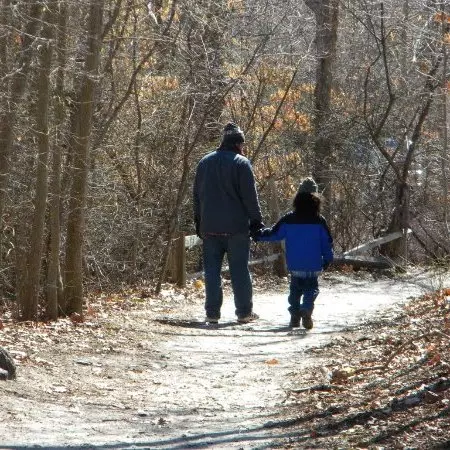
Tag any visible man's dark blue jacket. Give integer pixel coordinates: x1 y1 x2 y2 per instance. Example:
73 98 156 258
256 212 334 273
193 147 263 236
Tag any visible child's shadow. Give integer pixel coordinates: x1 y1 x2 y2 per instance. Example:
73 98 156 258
256 325 308 335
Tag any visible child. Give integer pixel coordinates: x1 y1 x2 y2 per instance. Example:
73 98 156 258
253 177 333 329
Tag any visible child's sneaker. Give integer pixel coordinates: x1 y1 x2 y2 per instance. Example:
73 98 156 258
302 313 313 330
237 312 259 324
289 312 301 328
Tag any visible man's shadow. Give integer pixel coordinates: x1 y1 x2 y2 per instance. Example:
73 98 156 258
156 318 240 329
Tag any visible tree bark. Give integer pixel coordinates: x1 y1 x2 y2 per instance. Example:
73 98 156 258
0 0 10 299
47 1 67 320
0 3 43 272
439 2 449 237
20 3 56 321
304 0 339 204
64 0 104 316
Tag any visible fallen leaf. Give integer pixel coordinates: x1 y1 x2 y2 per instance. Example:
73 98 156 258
70 313 84 324
265 358 279 365
86 306 97 317
194 279 204 290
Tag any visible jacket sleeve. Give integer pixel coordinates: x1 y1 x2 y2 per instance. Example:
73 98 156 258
193 164 201 235
320 216 333 245
238 159 263 224
256 218 286 242
319 216 334 265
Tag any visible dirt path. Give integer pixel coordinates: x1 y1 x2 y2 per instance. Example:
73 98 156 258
0 270 440 449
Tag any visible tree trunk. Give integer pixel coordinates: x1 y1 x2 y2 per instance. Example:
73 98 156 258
155 151 191 294
0 3 43 269
64 0 104 316
20 4 56 321
304 0 339 204
46 1 67 320
381 182 410 259
439 3 449 237
0 0 10 299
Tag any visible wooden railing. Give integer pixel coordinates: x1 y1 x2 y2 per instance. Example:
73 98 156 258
168 232 283 287
168 229 411 287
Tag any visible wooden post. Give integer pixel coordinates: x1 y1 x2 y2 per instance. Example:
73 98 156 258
268 177 288 277
174 231 186 288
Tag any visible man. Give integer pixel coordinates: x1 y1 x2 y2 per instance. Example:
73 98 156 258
193 123 264 324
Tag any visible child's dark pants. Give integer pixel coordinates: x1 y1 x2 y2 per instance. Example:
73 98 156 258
288 275 319 316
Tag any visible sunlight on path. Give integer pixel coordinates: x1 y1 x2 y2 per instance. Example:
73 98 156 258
1 270 444 450
142 271 437 449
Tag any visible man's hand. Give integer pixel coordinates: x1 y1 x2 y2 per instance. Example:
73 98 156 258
195 220 201 239
250 229 262 241
249 220 265 241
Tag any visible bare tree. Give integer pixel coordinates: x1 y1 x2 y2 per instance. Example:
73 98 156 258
361 3 444 258
20 2 57 320
46 1 68 320
304 0 340 204
0 3 43 272
64 0 104 316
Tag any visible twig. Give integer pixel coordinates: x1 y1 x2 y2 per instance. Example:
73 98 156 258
289 383 348 394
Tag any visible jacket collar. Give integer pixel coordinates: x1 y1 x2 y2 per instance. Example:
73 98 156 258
217 144 241 155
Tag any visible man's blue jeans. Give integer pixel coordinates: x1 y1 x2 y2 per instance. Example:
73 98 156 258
202 233 253 319
288 276 319 315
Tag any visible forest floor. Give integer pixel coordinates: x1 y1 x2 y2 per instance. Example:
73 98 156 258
0 267 449 449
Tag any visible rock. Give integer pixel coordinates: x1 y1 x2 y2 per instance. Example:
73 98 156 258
75 359 93 366
0 347 16 380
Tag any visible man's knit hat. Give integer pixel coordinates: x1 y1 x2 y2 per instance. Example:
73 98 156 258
298 177 318 193
221 122 245 146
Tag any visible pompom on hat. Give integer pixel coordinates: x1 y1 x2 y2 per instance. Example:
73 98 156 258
221 122 245 146
298 177 318 194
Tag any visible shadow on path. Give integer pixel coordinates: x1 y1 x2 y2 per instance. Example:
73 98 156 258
155 318 310 335
0 422 308 450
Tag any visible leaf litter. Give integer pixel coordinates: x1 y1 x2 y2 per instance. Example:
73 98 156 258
280 283 450 449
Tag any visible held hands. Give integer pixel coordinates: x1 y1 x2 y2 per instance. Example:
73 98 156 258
195 220 201 239
249 220 265 241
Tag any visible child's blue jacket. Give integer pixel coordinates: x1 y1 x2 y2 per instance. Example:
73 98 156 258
256 211 333 273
